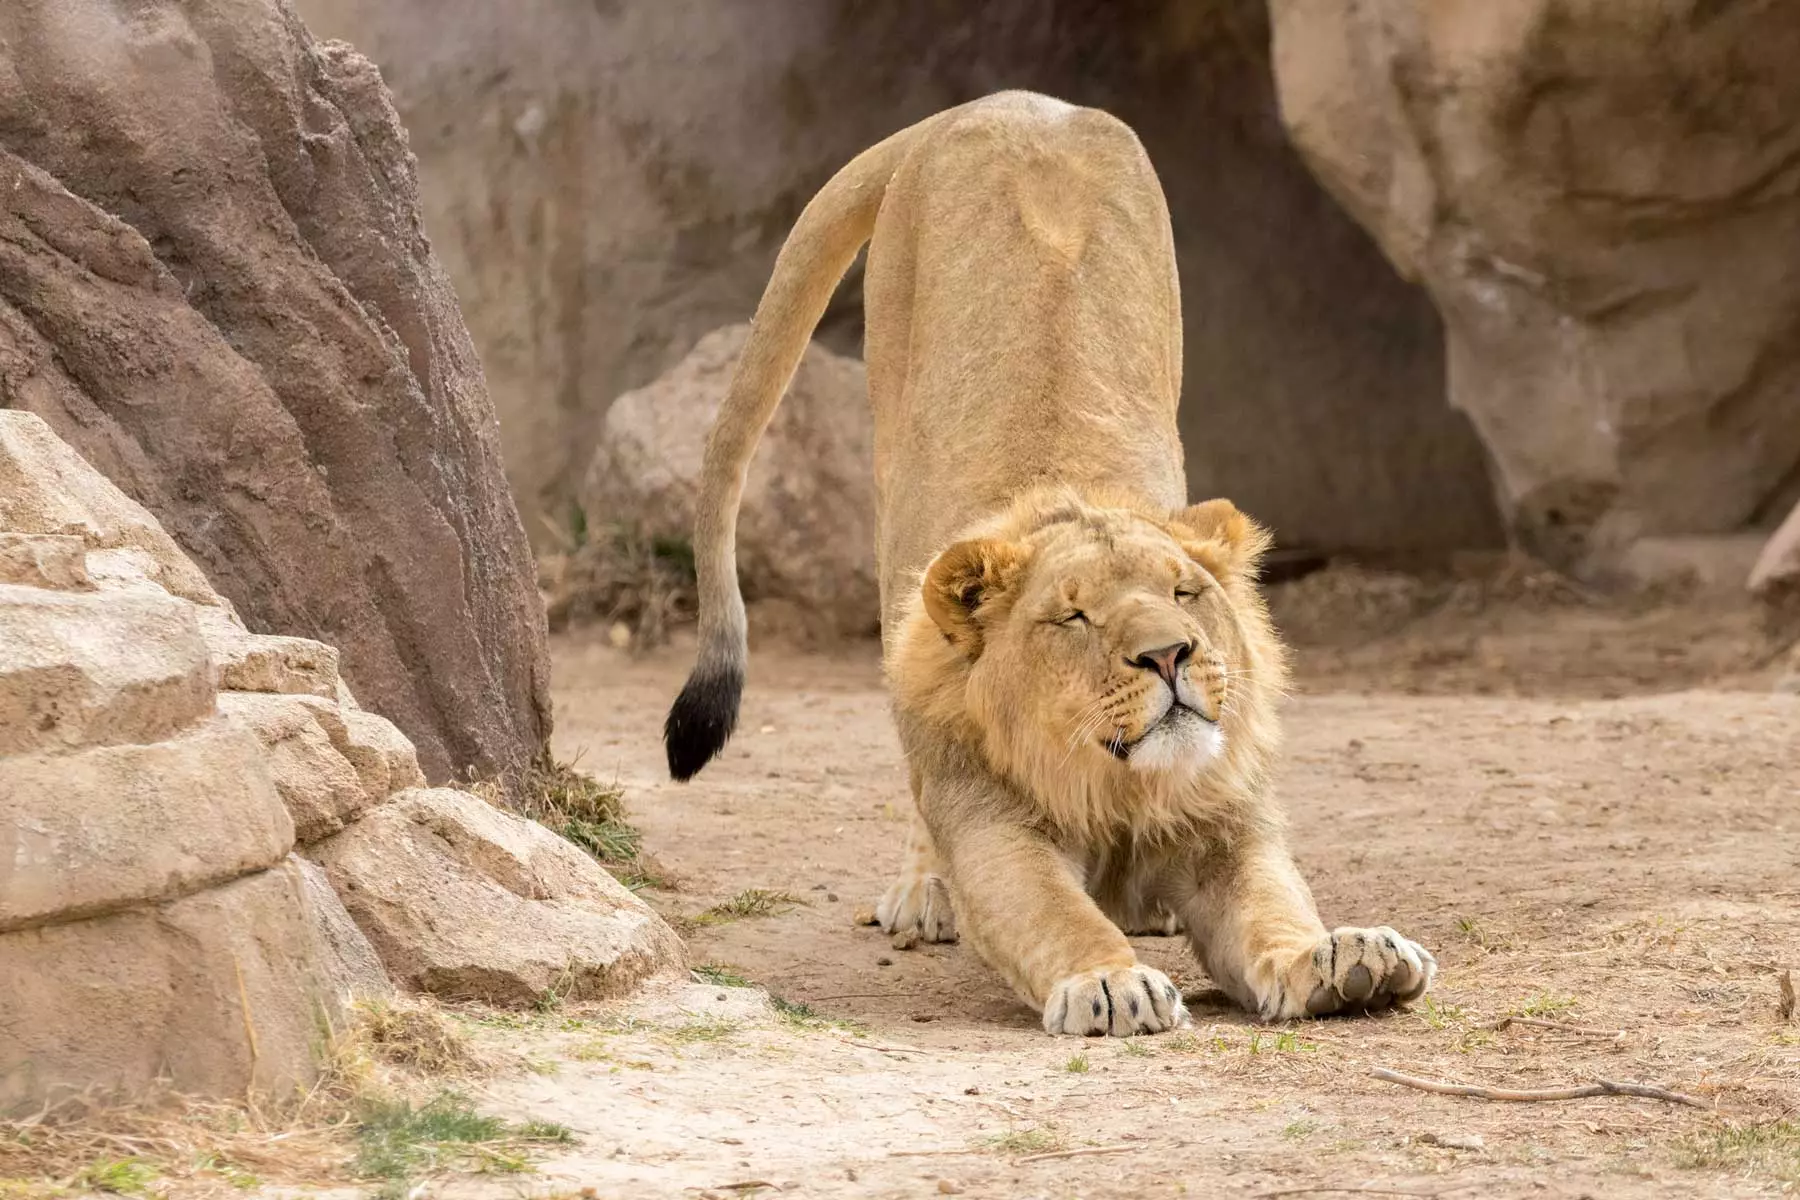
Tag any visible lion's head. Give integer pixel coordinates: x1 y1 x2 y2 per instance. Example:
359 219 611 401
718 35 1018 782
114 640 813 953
893 488 1288 837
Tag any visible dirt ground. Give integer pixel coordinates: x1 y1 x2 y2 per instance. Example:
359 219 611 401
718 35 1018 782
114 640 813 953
405 576 1799 1200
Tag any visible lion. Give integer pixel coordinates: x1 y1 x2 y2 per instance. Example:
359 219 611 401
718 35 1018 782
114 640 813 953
663 91 1436 1034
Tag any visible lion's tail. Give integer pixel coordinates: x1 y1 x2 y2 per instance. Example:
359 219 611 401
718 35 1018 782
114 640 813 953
662 110 944 782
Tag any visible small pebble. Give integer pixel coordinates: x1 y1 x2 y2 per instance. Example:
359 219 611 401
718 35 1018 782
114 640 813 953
937 1180 964 1195
877 956 893 967
826 892 839 902
963 1085 981 1095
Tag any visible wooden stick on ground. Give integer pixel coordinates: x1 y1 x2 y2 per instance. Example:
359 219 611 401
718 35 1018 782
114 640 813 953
1252 1186 1448 1199
1370 1067 1709 1109
1488 1015 1626 1039
1014 1143 1140 1164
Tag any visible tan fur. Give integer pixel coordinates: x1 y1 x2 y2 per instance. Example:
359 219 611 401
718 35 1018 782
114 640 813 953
676 91 1435 1034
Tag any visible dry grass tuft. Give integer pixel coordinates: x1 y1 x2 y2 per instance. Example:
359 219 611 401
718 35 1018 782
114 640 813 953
540 515 697 648
0 996 558 1199
354 996 482 1076
471 756 668 891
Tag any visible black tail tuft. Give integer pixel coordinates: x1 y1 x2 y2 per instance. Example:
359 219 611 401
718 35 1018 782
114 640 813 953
664 663 745 781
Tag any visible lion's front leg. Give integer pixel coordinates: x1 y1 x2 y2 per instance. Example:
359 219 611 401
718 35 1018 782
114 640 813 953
942 817 1185 1038
1175 837 1436 1021
876 809 957 949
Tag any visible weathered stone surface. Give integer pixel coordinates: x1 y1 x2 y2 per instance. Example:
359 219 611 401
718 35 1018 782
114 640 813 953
311 788 686 1007
0 584 216 757
339 707 427 802
0 861 339 1110
192 606 341 700
217 693 370 844
0 722 293 933
583 325 879 637
0 4 550 789
1270 0 1800 575
0 414 217 605
0 533 88 590
1750 501 1800 600
294 854 392 1002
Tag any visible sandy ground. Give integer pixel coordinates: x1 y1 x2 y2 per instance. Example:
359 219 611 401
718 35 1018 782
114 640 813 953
424 586 1800 1200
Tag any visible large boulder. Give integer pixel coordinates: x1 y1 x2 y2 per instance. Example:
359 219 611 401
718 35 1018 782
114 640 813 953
0 584 216 757
0 861 343 1111
0 723 294 933
294 0 1502 559
1270 0 1800 577
311 787 687 1007
0 0 550 788
581 325 879 638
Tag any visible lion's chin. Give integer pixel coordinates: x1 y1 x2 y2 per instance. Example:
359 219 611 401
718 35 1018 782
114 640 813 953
1124 708 1224 777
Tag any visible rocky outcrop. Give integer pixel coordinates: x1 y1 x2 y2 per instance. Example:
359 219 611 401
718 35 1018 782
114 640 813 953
581 325 879 638
312 788 687 1007
0 412 683 1106
0 412 349 1106
1270 0 1800 578
293 0 1502 559
2 860 348 1113
0 0 550 788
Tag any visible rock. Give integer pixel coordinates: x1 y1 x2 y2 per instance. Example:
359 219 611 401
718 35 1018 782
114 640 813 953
0 414 217 606
294 854 393 1002
340 706 427 801
193 607 342 700
0 5 550 789
218 693 372 844
0 722 294 933
295 0 1501 560
1270 0 1800 575
0 533 88 590
0 861 341 1110
583 325 879 638
1750 500 1800 599
0 584 216 757
311 788 686 1007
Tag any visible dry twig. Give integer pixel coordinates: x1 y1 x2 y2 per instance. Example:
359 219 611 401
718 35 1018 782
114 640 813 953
1488 1015 1625 1040
1014 1143 1140 1164
1370 1067 1709 1109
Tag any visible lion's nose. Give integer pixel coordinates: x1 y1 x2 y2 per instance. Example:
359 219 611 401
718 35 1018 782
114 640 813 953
1128 641 1193 686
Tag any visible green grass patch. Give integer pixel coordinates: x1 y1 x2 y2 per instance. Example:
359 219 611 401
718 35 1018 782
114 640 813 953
1248 1030 1317 1054
1064 1052 1090 1074
353 1093 573 1192
980 1127 1065 1156
662 1017 740 1045
692 888 805 925
1672 1122 1800 1183
73 1158 157 1194
693 963 754 988
768 995 867 1036
1510 991 1578 1018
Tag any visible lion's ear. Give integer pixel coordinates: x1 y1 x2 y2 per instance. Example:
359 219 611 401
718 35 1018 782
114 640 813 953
921 538 1030 656
1170 498 1272 583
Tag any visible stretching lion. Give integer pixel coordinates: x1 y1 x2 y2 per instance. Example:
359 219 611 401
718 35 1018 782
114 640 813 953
663 91 1436 1034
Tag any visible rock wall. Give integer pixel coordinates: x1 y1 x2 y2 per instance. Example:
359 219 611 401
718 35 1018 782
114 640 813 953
0 0 551 787
0 412 684 1108
1270 0 1800 577
292 0 1503 559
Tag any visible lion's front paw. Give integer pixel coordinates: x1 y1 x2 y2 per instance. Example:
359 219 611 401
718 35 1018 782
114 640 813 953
1279 926 1436 1019
875 871 956 950
1044 965 1187 1037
